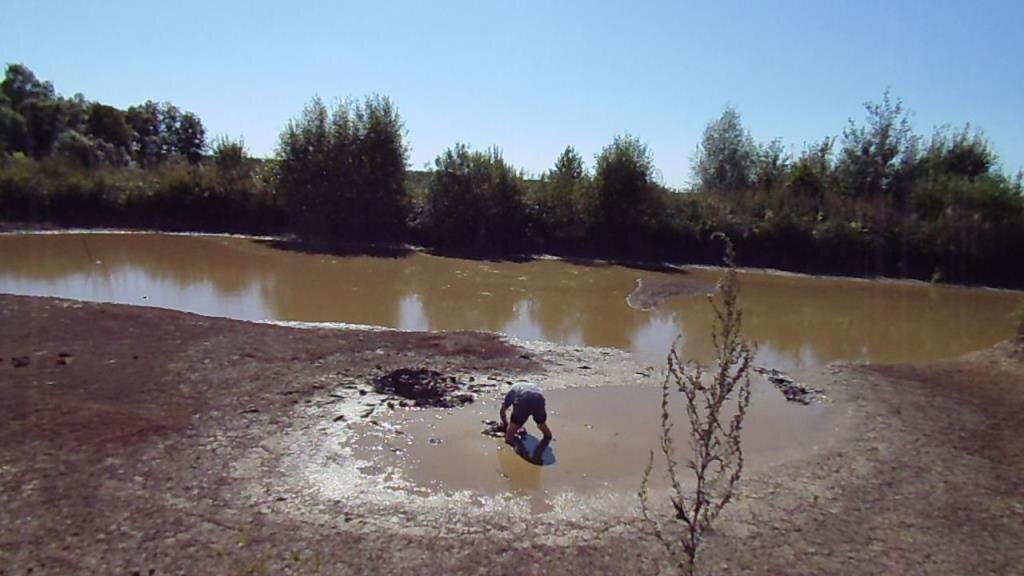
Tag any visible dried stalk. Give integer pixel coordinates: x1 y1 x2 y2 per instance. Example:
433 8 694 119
639 234 755 576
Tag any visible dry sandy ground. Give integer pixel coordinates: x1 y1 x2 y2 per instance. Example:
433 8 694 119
1 293 1021 575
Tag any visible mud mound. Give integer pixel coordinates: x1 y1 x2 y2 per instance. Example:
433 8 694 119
374 368 475 408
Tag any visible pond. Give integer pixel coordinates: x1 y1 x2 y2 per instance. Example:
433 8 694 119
4 232 1019 505
0 232 1017 369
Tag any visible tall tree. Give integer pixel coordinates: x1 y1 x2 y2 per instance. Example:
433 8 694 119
593 134 660 244
424 144 527 252
126 101 163 165
536 145 589 241
835 91 918 202
176 111 206 164
1 64 55 110
87 103 133 151
277 95 409 242
692 106 757 196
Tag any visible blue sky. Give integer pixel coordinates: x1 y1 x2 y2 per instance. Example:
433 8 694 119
2 0 1022 187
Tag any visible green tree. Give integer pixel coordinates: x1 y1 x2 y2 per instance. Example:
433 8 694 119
212 135 247 173
277 95 409 242
692 106 757 196
0 104 27 155
535 145 589 242
1 64 55 110
20 98 65 158
592 134 661 245
784 138 833 216
86 103 133 152
177 111 206 165
424 144 528 252
754 138 790 196
126 101 163 165
836 91 918 202
158 102 181 158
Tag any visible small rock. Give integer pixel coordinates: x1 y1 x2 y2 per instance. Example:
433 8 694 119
428 437 442 446
12 356 30 368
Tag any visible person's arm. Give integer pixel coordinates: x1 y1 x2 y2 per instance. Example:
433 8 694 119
537 421 553 441
499 403 509 429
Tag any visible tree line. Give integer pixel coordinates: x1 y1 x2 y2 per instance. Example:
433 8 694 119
2 63 1023 287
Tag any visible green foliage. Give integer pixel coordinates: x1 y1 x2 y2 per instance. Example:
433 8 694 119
0 104 27 155
836 91 917 201
276 95 409 242
2 64 1023 288
21 98 65 158
86 103 133 152
424 144 529 252
533 145 591 243
1 64 55 110
692 106 758 196
177 112 206 165
213 135 247 173
592 134 662 243
125 101 163 165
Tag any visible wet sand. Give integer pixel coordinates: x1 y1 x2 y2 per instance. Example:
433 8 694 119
1 294 1022 574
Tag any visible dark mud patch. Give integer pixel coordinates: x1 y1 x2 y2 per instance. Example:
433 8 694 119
754 366 827 404
374 368 476 407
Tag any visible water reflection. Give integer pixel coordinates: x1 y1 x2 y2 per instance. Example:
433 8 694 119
0 232 1019 368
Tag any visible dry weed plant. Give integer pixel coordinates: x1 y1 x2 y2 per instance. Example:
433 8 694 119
639 234 756 576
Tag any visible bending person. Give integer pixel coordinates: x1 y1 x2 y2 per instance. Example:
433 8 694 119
499 381 553 448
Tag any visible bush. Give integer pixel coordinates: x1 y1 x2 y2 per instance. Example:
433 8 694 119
423 144 530 253
276 95 409 242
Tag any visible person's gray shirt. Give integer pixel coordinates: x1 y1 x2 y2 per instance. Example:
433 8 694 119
502 382 543 408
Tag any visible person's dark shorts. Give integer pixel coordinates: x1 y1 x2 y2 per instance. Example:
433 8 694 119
510 392 547 426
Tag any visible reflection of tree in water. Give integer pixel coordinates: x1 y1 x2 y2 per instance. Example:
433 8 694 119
262 250 410 326
2 235 1015 364
0 234 269 290
408 257 525 333
0 234 282 319
521 262 651 350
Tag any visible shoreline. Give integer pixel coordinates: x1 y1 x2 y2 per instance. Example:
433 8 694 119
2 294 1020 573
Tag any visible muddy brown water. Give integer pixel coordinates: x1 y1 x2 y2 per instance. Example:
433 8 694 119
2 232 1019 503
350 381 836 511
1 232 1018 368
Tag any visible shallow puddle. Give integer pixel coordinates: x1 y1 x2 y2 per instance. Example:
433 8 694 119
349 379 838 509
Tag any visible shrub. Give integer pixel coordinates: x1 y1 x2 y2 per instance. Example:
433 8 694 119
423 144 529 253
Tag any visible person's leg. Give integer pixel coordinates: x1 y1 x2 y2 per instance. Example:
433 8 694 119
532 395 552 441
504 420 521 445
536 421 552 441
506 404 528 445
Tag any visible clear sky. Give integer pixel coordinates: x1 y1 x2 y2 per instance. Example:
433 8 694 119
2 0 1022 187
